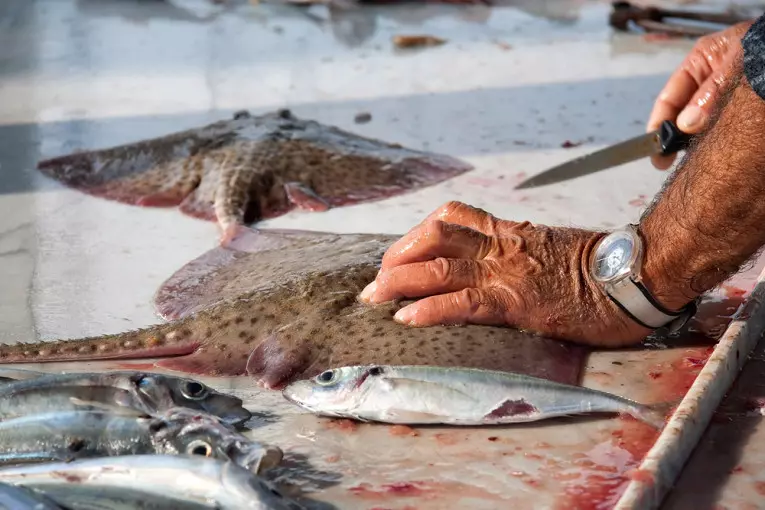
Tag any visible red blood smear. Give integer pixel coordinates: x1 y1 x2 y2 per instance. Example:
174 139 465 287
754 481 765 495
553 344 713 510
723 286 747 299
648 371 662 379
389 425 419 437
626 469 654 484
349 482 427 500
684 357 707 368
324 418 358 432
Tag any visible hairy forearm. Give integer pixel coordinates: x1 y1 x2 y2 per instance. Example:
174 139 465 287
639 57 765 310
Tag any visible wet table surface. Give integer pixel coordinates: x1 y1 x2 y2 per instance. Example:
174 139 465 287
1 0 765 508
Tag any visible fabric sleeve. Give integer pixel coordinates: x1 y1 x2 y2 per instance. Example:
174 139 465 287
743 14 765 100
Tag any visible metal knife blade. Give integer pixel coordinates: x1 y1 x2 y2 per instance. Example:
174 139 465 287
514 120 692 190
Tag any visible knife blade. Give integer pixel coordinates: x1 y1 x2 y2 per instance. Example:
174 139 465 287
514 120 693 190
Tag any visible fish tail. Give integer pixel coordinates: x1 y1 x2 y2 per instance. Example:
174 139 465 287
0 323 200 365
629 401 680 429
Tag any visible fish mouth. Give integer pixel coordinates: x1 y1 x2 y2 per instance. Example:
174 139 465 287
232 444 283 474
215 407 252 427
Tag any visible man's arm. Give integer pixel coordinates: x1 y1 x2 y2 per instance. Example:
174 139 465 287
641 15 765 311
357 15 765 347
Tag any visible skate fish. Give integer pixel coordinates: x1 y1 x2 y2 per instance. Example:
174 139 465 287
36 109 472 243
0 229 586 389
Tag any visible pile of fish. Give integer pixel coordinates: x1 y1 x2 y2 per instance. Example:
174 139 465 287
0 369 305 510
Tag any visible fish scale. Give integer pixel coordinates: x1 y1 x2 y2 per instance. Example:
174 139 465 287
0 229 588 389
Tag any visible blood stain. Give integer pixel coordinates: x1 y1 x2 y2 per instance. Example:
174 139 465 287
754 481 765 495
551 344 713 509
648 371 662 379
324 418 358 432
485 399 536 419
561 140 582 148
389 425 419 437
626 469 654 484
487 436 499 442
433 432 461 446
723 286 747 299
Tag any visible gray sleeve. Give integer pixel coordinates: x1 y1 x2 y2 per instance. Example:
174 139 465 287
743 15 765 99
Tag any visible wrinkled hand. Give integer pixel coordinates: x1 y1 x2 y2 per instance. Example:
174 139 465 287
358 202 650 348
647 20 753 170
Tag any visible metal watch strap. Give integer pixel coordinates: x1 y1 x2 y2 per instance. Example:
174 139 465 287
607 276 696 331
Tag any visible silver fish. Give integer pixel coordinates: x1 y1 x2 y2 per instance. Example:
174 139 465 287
0 481 64 510
151 407 283 473
282 365 671 428
0 455 305 510
0 407 280 473
0 371 251 426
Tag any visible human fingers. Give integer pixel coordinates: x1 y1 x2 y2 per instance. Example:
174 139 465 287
379 220 498 272
392 288 509 327
419 201 502 236
645 36 725 169
359 258 485 303
676 48 742 133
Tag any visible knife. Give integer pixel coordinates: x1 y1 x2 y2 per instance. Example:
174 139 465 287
514 120 693 190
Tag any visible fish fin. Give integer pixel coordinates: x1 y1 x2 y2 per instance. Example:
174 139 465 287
246 334 311 390
283 182 330 212
153 227 337 320
36 130 207 209
630 400 681 429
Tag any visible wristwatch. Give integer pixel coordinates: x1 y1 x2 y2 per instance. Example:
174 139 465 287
590 224 696 332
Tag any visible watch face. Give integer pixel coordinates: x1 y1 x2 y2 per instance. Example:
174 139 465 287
593 231 636 282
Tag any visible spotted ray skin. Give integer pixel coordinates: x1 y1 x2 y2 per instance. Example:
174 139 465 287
36 110 472 242
0 229 586 390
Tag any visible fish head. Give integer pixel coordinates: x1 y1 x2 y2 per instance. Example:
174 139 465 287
132 373 252 426
281 365 378 417
156 407 283 474
221 461 306 510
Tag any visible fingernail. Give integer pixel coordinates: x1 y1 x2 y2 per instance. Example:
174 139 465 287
394 306 415 324
359 281 377 302
677 106 704 130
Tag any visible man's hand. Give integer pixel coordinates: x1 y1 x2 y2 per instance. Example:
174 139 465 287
358 201 650 348
647 20 753 170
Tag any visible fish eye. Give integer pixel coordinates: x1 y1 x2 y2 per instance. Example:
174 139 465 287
368 366 383 376
181 381 209 400
315 370 337 385
186 440 213 457
136 376 153 390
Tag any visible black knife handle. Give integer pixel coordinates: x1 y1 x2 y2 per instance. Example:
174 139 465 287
658 120 693 155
